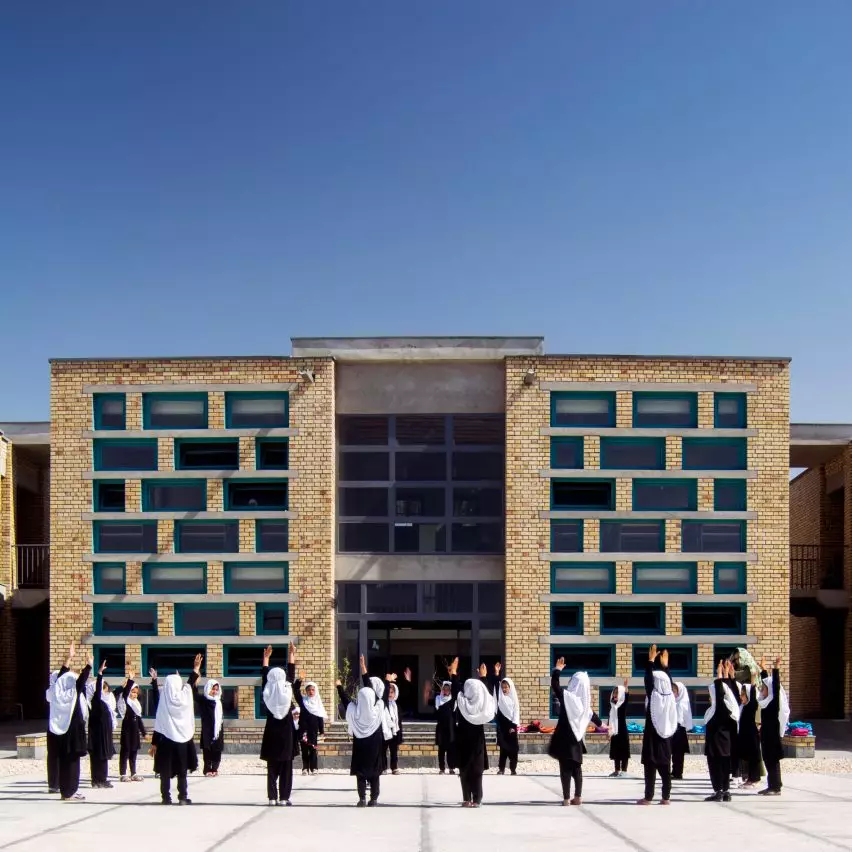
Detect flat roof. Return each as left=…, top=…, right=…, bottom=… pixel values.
left=290, top=336, right=544, bottom=360
left=0, top=422, right=50, bottom=446
left=790, top=423, right=852, bottom=468
left=542, top=353, right=791, bottom=363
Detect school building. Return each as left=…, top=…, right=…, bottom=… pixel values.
left=0, top=337, right=795, bottom=734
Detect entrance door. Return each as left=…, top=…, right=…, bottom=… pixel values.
left=820, top=612, right=846, bottom=718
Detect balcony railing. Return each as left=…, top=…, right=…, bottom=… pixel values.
left=790, top=544, right=846, bottom=591
left=16, top=544, right=49, bottom=589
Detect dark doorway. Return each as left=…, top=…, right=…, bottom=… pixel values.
left=820, top=611, right=847, bottom=718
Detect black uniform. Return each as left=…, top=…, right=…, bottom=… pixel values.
left=382, top=681, right=404, bottom=773
left=87, top=674, right=116, bottom=786
left=608, top=694, right=630, bottom=773
left=56, top=664, right=92, bottom=799
left=759, top=668, right=784, bottom=792
left=434, top=691, right=456, bottom=773
left=119, top=679, right=146, bottom=778
left=337, top=673, right=384, bottom=803
left=260, top=663, right=296, bottom=802
left=640, top=660, right=673, bottom=802
left=293, top=679, right=325, bottom=773
left=195, top=687, right=224, bottom=776
left=488, top=675, right=519, bottom=775
left=46, top=667, right=69, bottom=792
left=452, top=675, right=491, bottom=805
left=704, top=679, right=735, bottom=795
left=155, top=672, right=200, bottom=804
left=724, top=677, right=741, bottom=780
left=738, top=685, right=762, bottom=783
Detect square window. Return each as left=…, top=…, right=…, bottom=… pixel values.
left=551, top=604, right=583, bottom=635
left=551, top=646, right=614, bottom=676
left=422, top=582, right=475, bottom=614
left=600, top=604, right=663, bottom=633
left=551, top=480, right=613, bottom=510
left=452, top=414, right=504, bottom=446
left=715, top=394, right=747, bottom=428
left=143, top=564, right=206, bottom=594
left=175, top=604, right=238, bottom=635
left=551, top=393, right=615, bottom=427
left=451, top=522, right=502, bottom=554
left=394, top=522, right=447, bottom=553
left=633, top=393, right=697, bottom=428
left=94, top=394, right=126, bottom=430
left=396, top=415, right=446, bottom=445
left=225, top=563, right=288, bottom=593
left=95, top=604, right=157, bottom=635
left=93, top=645, right=124, bottom=672
left=366, top=583, right=418, bottom=613
left=552, top=563, right=615, bottom=593
left=714, top=562, right=746, bottom=594
left=95, top=482, right=126, bottom=512
left=145, top=646, right=206, bottom=677
left=257, top=603, right=289, bottom=635
left=338, top=416, right=390, bottom=445
left=94, top=521, right=157, bottom=553
left=600, top=438, right=665, bottom=470
left=682, top=604, right=745, bottom=635
left=682, top=439, right=747, bottom=470
left=451, top=452, right=503, bottom=481
left=477, top=582, right=504, bottom=614
left=225, top=645, right=285, bottom=677
left=340, top=487, right=389, bottom=517
left=632, top=646, right=696, bottom=676
left=632, top=479, right=696, bottom=511
left=633, top=563, right=697, bottom=594
left=338, top=522, right=389, bottom=553
left=176, top=440, right=239, bottom=470
left=256, top=519, right=289, bottom=552
left=226, top=481, right=288, bottom=511
left=256, top=439, right=289, bottom=470
left=144, top=394, right=207, bottom=429
left=682, top=521, right=745, bottom=553
left=175, top=521, right=239, bottom=553
left=715, top=480, right=747, bottom=511
left=551, top=437, right=584, bottom=469
left=395, top=486, right=444, bottom=517
left=94, top=439, right=158, bottom=471
left=600, top=521, right=663, bottom=553
left=93, top=563, right=125, bottom=594
left=551, top=520, right=583, bottom=553
left=452, top=487, right=501, bottom=518
left=226, top=393, right=288, bottom=429
left=397, top=452, right=446, bottom=482
left=336, top=582, right=362, bottom=613
left=143, top=481, right=206, bottom=512
left=339, top=452, right=390, bottom=482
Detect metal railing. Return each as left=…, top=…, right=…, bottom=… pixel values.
left=16, top=544, right=49, bottom=588
left=790, top=544, right=846, bottom=591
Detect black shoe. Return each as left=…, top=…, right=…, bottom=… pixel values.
left=496, top=770, right=505, bottom=776
left=285, top=800, right=292, bottom=806
left=439, top=770, right=445, bottom=775
left=671, top=775, right=683, bottom=781
left=48, top=788, right=60, bottom=794
left=357, top=799, right=366, bottom=807
left=368, top=799, right=378, bottom=807
left=178, top=798, right=192, bottom=805
left=510, top=771, right=517, bottom=776
left=102, top=781, right=114, bottom=789
left=704, top=792, right=723, bottom=802
left=721, top=792, right=732, bottom=802
left=162, top=798, right=172, bottom=805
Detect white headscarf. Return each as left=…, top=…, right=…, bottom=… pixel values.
left=204, top=680, right=223, bottom=740
left=384, top=683, right=400, bottom=737
left=49, top=672, right=88, bottom=735
left=496, top=678, right=520, bottom=726
left=757, top=675, right=790, bottom=742
left=45, top=671, right=59, bottom=704
left=673, top=681, right=693, bottom=731
left=608, top=685, right=626, bottom=737
left=435, top=682, right=453, bottom=710
left=262, top=667, right=293, bottom=721
left=292, top=708, right=300, bottom=730
left=346, top=685, right=385, bottom=739
left=562, top=671, right=593, bottom=741
left=124, top=683, right=143, bottom=719
left=301, top=682, right=328, bottom=719
left=154, top=674, right=195, bottom=743
left=456, top=679, right=495, bottom=726
left=704, top=681, right=741, bottom=730
left=100, top=685, right=117, bottom=730
left=649, top=671, right=678, bottom=739
left=369, top=676, right=385, bottom=701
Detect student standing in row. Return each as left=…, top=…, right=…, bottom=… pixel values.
left=87, top=660, right=116, bottom=788
left=197, top=678, right=224, bottom=777
left=260, top=644, right=297, bottom=806
left=118, top=670, right=146, bottom=782
left=46, top=641, right=76, bottom=794
left=451, top=658, right=494, bottom=808
left=49, top=651, right=92, bottom=802
left=638, top=645, right=677, bottom=806
left=737, top=680, right=762, bottom=788
left=490, top=662, right=520, bottom=776
left=293, top=672, right=327, bottom=775
left=671, top=681, right=693, bottom=781
left=703, top=659, right=740, bottom=802
left=607, top=679, right=629, bottom=777
left=382, top=676, right=403, bottom=775
left=434, top=680, right=456, bottom=775
left=757, top=656, right=789, bottom=796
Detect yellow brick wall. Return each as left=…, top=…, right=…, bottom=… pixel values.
left=0, top=440, right=16, bottom=707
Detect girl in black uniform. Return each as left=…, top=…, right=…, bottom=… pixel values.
left=638, top=645, right=677, bottom=805
left=196, top=679, right=224, bottom=776
left=382, top=677, right=403, bottom=774
left=260, top=644, right=297, bottom=806
left=737, top=680, right=762, bottom=788
left=451, top=658, right=494, bottom=808
left=46, top=641, right=76, bottom=794
left=87, top=661, right=116, bottom=788
left=49, top=652, right=92, bottom=802
left=293, top=673, right=327, bottom=775
left=118, top=670, right=146, bottom=782
left=607, top=680, right=629, bottom=777
left=489, top=662, right=520, bottom=776
left=671, top=681, right=693, bottom=780
left=434, top=680, right=455, bottom=774
left=757, top=655, right=789, bottom=796
left=703, top=659, right=741, bottom=802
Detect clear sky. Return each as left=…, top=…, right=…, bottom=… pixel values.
left=2, top=1, right=851, bottom=422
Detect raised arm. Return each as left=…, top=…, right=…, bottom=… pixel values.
left=447, top=657, right=462, bottom=700
left=771, top=657, right=781, bottom=710
left=644, top=644, right=657, bottom=697
left=288, top=643, right=296, bottom=683
left=262, top=645, right=273, bottom=688
left=293, top=670, right=306, bottom=709
left=383, top=673, right=397, bottom=707
left=477, top=662, right=488, bottom=687
left=187, top=654, right=202, bottom=689
left=551, top=656, right=565, bottom=708
left=77, top=654, right=95, bottom=693
left=122, top=674, right=135, bottom=701
left=336, top=680, right=352, bottom=710
left=59, top=640, right=75, bottom=677
left=487, top=661, right=502, bottom=694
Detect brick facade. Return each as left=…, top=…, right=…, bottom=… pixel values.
left=0, top=438, right=16, bottom=708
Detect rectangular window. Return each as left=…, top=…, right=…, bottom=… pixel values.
left=225, top=645, right=285, bottom=677
left=600, top=604, right=663, bottom=633
left=365, top=583, right=418, bottom=614
left=600, top=521, right=663, bottom=552
left=143, top=481, right=206, bottom=512
left=599, top=689, right=648, bottom=720
left=339, top=452, right=390, bottom=482
left=256, top=520, right=289, bottom=552
left=451, top=452, right=503, bottom=481
left=715, top=479, right=747, bottom=511
left=477, top=582, right=504, bottom=614
left=94, top=439, right=158, bottom=471
left=394, top=522, right=447, bottom=553
left=257, top=603, right=289, bottom=635
left=396, top=415, right=446, bottom=445
left=94, top=521, right=157, bottom=553
left=551, top=437, right=584, bottom=469
left=143, top=564, right=206, bottom=594
left=552, top=563, right=615, bottom=593
left=176, top=440, right=239, bottom=470
left=551, top=604, right=583, bottom=635
left=336, top=583, right=362, bottom=613
left=93, top=563, right=125, bottom=594
left=452, top=487, right=502, bottom=517
left=714, top=644, right=744, bottom=667
left=225, top=392, right=288, bottom=429
left=551, top=646, right=614, bottom=676
left=451, top=522, right=502, bottom=554
left=95, top=604, right=157, bottom=635
left=340, top=487, right=389, bottom=517
left=633, top=563, right=697, bottom=594
left=632, top=645, right=696, bottom=677
left=175, top=604, right=238, bottom=635
left=256, top=439, right=289, bottom=470
left=338, top=416, right=390, bottom=446
left=94, top=394, right=126, bottom=430
left=633, top=479, right=697, bottom=511
left=144, top=394, right=207, bottom=429
left=452, top=414, right=504, bottom=445
left=95, top=482, right=126, bottom=512
left=551, top=480, right=613, bottom=510
left=715, top=393, right=747, bottom=428
left=93, top=645, right=124, bottom=673
left=714, top=562, right=746, bottom=594
left=422, top=582, right=475, bottom=614
left=226, top=481, right=288, bottom=511
left=224, top=563, right=288, bottom=593
left=338, top=523, right=389, bottom=553
left=600, top=438, right=665, bottom=470
left=145, top=646, right=206, bottom=677
left=397, top=451, right=446, bottom=482
left=633, top=393, right=697, bottom=428
left=551, top=393, right=615, bottom=427
left=175, top=521, right=239, bottom=553
left=551, top=520, right=583, bottom=553
left=396, top=487, right=445, bottom=517
left=682, top=521, right=745, bottom=552
left=682, top=438, right=747, bottom=470
left=682, top=604, right=745, bottom=635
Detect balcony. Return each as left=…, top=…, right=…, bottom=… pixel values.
left=790, top=545, right=848, bottom=615
left=16, top=544, right=49, bottom=589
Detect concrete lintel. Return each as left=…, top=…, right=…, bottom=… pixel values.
left=540, top=593, right=757, bottom=604
left=541, top=381, right=757, bottom=393
left=84, top=428, right=298, bottom=439
left=85, top=469, right=297, bottom=480
left=540, top=510, right=756, bottom=521
left=540, top=469, right=756, bottom=480
left=84, top=552, right=298, bottom=563
left=83, top=382, right=297, bottom=394
left=538, top=634, right=756, bottom=645
left=83, top=593, right=299, bottom=604
left=83, top=511, right=296, bottom=521
left=335, top=554, right=504, bottom=582
left=83, top=634, right=297, bottom=645
left=291, top=336, right=543, bottom=360
left=542, top=427, right=757, bottom=438
left=540, top=551, right=757, bottom=563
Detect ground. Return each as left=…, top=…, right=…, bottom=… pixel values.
left=1, top=756, right=851, bottom=851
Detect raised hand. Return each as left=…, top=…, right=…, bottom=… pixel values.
left=478, top=663, right=487, bottom=678
left=717, top=659, right=724, bottom=679
left=127, top=670, right=135, bottom=681
left=387, top=673, right=398, bottom=683
left=403, top=667, right=412, bottom=682
left=193, top=654, right=203, bottom=674
left=289, top=644, right=296, bottom=664
left=299, top=669, right=306, bottom=681
left=494, top=662, right=502, bottom=675
left=648, top=644, right=658, bottom=662
left=86, top=654, right=94, bottom=668
left=759, top=656, right=767, bottom=672
left=555, top=656, right=566, bottom=672
left=359, top=655, right=368, bottom=675
left=623, top=678, right=629, bottom=689
left=335, top=679, right=342, bottom=687
left=448, top=657, right=459, bottom=676
left=149, top=668, right=158, bottom=680
left=99, top=660, right=108, bottom=675
left=263, top=646, right=273, bottom=665
left=774, top=656, right=782, bottom=669
left=660, top=649, right=669, bottom=669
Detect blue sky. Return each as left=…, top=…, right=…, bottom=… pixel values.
left=2, top=1, right=851, bottom=421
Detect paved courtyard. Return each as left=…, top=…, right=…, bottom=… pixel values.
left=1, top=761, right=851, bottom=852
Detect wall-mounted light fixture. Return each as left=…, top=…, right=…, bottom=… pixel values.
left=523, top=368, right=536, bottom=386
left=298, top=369, right=315, bottom=383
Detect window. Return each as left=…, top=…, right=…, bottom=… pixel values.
left=552, top=563, right=615, bottom=593
left=682, top=521, right=745, bottom=553
left=257, top=603, right=289, bottom=635
left=93, top=563, right=125, bottom=594
left=395, top=522, right=446, bottom=553
left=225, top=646, right=285, bottom=677
left=94, top=394, right=126, bottom=430
left=715, top=393, right=747, bottom=428
left=226, top=481, right=288, bottom=511
left=143, top=564, right=206, bottom=594
left=633, top=563, right=697, bottom=594
left=336, top=583, right=362, bottom=613
left=94, top=521, right=157, bottom=553
left=175, top=521, right=239, bottom=553
left=176, top=440, right=239, bottom=470
left=451, top=522, right=502, bottom=554
left=632, top=646, right=696, bottom=676
left=338, top=416, right=390, bottom=445
left=145, top=646, right=206, bottom=677
left=551, top=437, right=583, bottom=469
left=551, top=604, right=583, bottom=634
left=422, top=583, right=474, bottom=614
left=256, top=439, right=289, bottom=470
left=551, top=520, right=583, bottom=553
left=94, top=439, right=157, bottom=471
left=600, top=438, right=665, bottom=470
left=452, top=415, right=504, bottom=445
left=715, top=563, right=746, bottom=594
left=256, top=520, right=289, bottom=552
left=339, top=452, right=390, bottom=481
left=93, top=645, right=124, bottom=673
left=599, top=689, right=648, bottom=720
left=452, top=452, right=503, bottom=481
left=366, top=583, right=418, bottom=613
left=340, top=487, right=389, bottom=517
left=397, top=452, right=446, bottom=481
left=715, top=479, right=747, bottom=511
left=600, top=521, right=663, bottom=552
left=633, top=393, right=697, bottom=428
left=452, top=487, right=502, bottom=517
left=95, top=604, right=157, bottom=635
left=477, top=582, right=504, bottom=613
left=339, top=523, right=389, bottom=553
left=633, top=480, right=696, bottom=511
left=175, top=604, right=238, bottom=635
left=551, top=646, right=614, bottom=676
left=144, top=394, right=207, bottom=429
left=682, top=438, right=747, bottom=470
left=600, top=604, right=663, bottom=634
left=225, top=563, right=288, bottom=593
left=714, top=644, right=744, bottom=667
left=143, top=481, right=206, bottom=512
left=225, top=392, right=288, bottom=429
left=396, top=415, right=445, bottom=445
left=551, top=480, right=613, bottom=510
left=395, top=486, right=445, bottom=517
left=682, top=604, right=745, bottom=635
left=551, top=393, right=615, bottom=427
left=95, top=482, right=126, bottom=512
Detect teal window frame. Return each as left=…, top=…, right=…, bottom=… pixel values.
left=225, top=392, right=289, bottom=429
left=224, top=562, right=289, bottom=594
left=143, top=392, right=208, bottom=430
left=256, top=520, right=289, bottom=553
left=550, top=392, right=616, bottom=428
left=682, top=603, right=746, bottom=635
left=93, top=520, right=157, bottom=554
left=93, top=438, right=158, bottom=471
left=715, top=393, right=747, bottom=428
left=714, top=479, right=747, bottom=511
left=94, top=603, right=157, bottom=635
left=632, top=562, right=697, bottom=594
left=94, top=480, right=126, bottom=512
left=224, top=645, right=287, bottom=677
left=600, top=520, right=665, bottom=553
left=225, top=479, right=289, bottom=512
left=256, top=603, right=289, bottom=635
left=599, top=602, right=664, bottom=635
left=143, top=645, right=206, bottom=678
left=600, top=437, right=666, bottom=470
left=256, top=438, right=290, bottom=471
left=681, top=520, right=746, bottom=553
left=174, top=603, right=239, bottom=636
left=143, top=563, right=207, bottom=594
left=632, top=479, right=697, bottom=511
left=714, top=562, right=747, bottom=594
left=632, top=392, right=698, bottom=428
left=551, top=645, right=614, bottom=676
left=551, top=562, right=615, bottom=594
left=550, top=437, right=584, bottom=469
left=551, top=478, right=614, bottom=510
left=174, top=519, right=239, bottom=553
left=93, top=563, right=126, bottom=594
left=550, top=519, right=583, bottom=553
left=174, top=438, right=240, bottom=471
left=142, top=480, right=207, bottom=512
left=93, top=393, right=126, bottom=430
left=550, top=603, right=583, bottom=635
left=632, top=645, right=697, bottom=676
left=93, top=645, right=124, bottom=671
left=682, top=437, right=747, bottom=470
